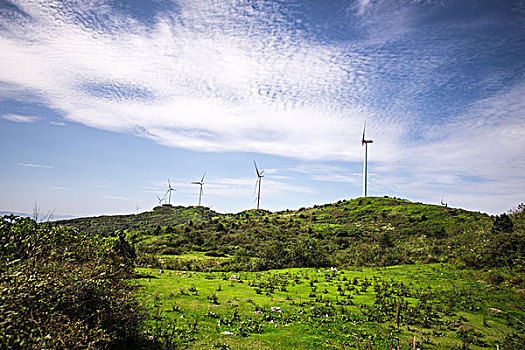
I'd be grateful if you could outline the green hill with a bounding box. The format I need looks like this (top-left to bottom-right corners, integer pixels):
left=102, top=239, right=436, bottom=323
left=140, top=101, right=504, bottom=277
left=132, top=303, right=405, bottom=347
left=6, top=198, right=525, bottom=349
left=55, top=204, right=221, bottom=236
left=56, top=196, right=524, bottom=271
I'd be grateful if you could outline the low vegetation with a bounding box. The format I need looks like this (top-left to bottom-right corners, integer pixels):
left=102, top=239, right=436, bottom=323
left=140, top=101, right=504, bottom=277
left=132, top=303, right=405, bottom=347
left=0, top=216, right=175, bottom=349
left=3, top=197, right=524, bottom=349
left=115, top=197, right=523, bottom=272
left=55, top=204, right=220, bottom=237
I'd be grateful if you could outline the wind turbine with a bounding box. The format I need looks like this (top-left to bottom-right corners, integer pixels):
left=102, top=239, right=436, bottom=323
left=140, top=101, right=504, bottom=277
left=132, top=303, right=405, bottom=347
left=165, top=179, right=175, bottom=205
left=360, top=122, right=373, bottom=197
left=156, top=194, right=165, bottom=206
left=253, top=161, right=264, bottom=210
left=191, top=171, right=206, bottom=206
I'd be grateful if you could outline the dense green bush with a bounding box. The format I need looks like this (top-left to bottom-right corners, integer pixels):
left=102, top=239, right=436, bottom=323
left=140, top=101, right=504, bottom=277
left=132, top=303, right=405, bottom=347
left=492, top=213, right=514, bottom=233
left=0, top=216, right=149, bottom=349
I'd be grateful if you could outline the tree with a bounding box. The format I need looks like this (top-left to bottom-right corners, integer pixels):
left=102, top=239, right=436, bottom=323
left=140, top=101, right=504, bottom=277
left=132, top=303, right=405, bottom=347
left=491, top=213, right=513, bottom=234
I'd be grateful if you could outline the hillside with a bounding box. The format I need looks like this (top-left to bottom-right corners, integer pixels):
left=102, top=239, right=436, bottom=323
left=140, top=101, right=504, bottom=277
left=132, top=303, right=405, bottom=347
left=55, top=204, right=221, bottom=236
left=56, top=196, right=524, bottom=271
left=9, top=197, right=525, bottom=349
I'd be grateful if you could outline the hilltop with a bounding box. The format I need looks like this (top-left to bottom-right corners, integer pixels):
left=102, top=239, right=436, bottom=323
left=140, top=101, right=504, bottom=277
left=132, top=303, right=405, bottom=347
left=55, top=196, right=523, bottom=271
left=55, top=204, right=221, bottom=236
left=57, top=196, right=485, bottom=235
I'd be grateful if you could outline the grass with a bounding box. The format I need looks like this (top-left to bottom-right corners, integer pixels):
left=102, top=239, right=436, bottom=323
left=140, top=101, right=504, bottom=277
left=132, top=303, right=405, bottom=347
left=136, top=263, right=524, bottom=349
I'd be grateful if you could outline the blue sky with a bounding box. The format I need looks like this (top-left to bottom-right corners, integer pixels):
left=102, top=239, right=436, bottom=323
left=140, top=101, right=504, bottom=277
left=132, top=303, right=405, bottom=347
left=1, top=0, right=524, bottom=217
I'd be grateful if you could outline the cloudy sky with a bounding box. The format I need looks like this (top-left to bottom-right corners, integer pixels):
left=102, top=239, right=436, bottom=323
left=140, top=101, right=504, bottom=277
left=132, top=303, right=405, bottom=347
left=1, top=0, right=524, bottom=217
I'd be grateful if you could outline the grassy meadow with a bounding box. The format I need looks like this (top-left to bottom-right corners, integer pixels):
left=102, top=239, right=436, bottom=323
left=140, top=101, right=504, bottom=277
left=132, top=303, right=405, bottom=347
left=136, top=262, right=524, bottom=349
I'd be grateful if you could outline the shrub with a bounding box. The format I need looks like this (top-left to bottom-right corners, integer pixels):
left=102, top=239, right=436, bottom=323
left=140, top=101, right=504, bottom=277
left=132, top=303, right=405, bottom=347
left=492, top=213, right=514, bottom=234
left=0, top=216, right=152, bottom=349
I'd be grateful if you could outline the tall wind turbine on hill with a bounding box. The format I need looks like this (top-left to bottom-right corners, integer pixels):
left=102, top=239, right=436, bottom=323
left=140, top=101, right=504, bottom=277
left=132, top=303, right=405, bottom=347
left=191, top=172, right=206, bottom=206
left=253, top=161, right=264, bottom=210
left=165, top=179, right=175, bottom=205
left=360, top=122, right=373, bottom=197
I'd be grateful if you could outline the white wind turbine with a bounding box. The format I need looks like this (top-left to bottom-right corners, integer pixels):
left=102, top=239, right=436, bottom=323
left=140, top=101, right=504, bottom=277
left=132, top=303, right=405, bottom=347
left=165, top=179, right=175, bottom=205
left=156, top=194, right=166, bottom=206
left=191, top=171, right=206, bottom=206
left=359, top=122, right=373, bottom=197
left=253, top=161, right=264, bottom=210
left=440, top=194, right=447, bottom=207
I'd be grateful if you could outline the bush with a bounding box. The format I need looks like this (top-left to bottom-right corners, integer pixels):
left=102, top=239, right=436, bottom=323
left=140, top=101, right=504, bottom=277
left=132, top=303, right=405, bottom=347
left=492, top=213, right=514, bottom=234
left=0, top=216, right=152, bottom=349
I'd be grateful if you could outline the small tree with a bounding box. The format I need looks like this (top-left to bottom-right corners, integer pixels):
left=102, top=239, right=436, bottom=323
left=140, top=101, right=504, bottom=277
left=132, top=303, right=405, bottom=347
left=492, top=213, right=514, bottom=234
left=113, top=230, right=137, bottom=268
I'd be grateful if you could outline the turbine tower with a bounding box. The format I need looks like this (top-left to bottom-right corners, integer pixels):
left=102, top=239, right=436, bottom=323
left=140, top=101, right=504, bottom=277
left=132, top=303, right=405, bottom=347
left=253, top=160, right=264, bottom=210
left=361, top=122, right=373, bottom=197
left=191, top=171, right=206, bottom=206
left=165, top=179, right=175, bottom=205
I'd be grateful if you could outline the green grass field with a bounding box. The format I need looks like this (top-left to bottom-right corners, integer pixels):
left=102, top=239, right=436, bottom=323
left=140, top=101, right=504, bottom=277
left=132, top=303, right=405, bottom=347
left=136, top=263, right=524, bottom=349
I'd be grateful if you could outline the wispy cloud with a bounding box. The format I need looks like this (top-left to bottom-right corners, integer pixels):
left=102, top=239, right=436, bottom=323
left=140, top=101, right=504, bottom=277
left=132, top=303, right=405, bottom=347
left=268, top=164, right=359, bottom=184
left=0, top=1, right=524, bottom=213
left=18, top=162, right=54, bottom=169
left=146, top=174, right=317, bottom=202
left=51, top=186, right=70, bottom=191
left=104, top=195, right=134, bottom=202
left=2, top=113, right=39, bottom=123
left=0, top=0, right=393, bottom=161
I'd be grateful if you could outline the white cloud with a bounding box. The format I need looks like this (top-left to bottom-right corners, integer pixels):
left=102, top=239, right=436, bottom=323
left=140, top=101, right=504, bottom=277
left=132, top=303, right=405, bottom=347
left=18, top=162, right=54, bottom=169
left=0, top=0, right=402, bottom=162
left=51, top=186, right=70, bottom=190
left=371, top=82, right=525, bottom=213
left=104, top=195, right=134, bottom=202
left=0, top=0, right=523, bottom=214
left=2, top=113, right=39, bottom=123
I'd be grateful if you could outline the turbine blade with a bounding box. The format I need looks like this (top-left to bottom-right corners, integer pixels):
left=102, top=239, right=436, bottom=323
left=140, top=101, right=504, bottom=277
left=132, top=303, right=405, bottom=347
left=201, top=171, right=206, bottom=183
left=253, top=160, right=260, bottom=176
left=253, top=178, right=259, bottom=197
left=191, top=181, right=200, bottom=184
left=357, top=143, right=364, bottom=175
left=168, top=179, right=171, bottom=187
left=362, top=121, right=366, bottom=143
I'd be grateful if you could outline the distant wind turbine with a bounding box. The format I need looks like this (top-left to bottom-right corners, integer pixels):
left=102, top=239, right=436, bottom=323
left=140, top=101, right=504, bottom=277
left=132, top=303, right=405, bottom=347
left=440, top=195, right=447, bottom=207
left=191, top=171, right=206, bottom=206
left=253, top=161, right=264, bottom=210
left=156, top=194, right=165, bottom=206
left=165, top=179, right=175, bottom=205
left=360, top=122, right=373, bottom=197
